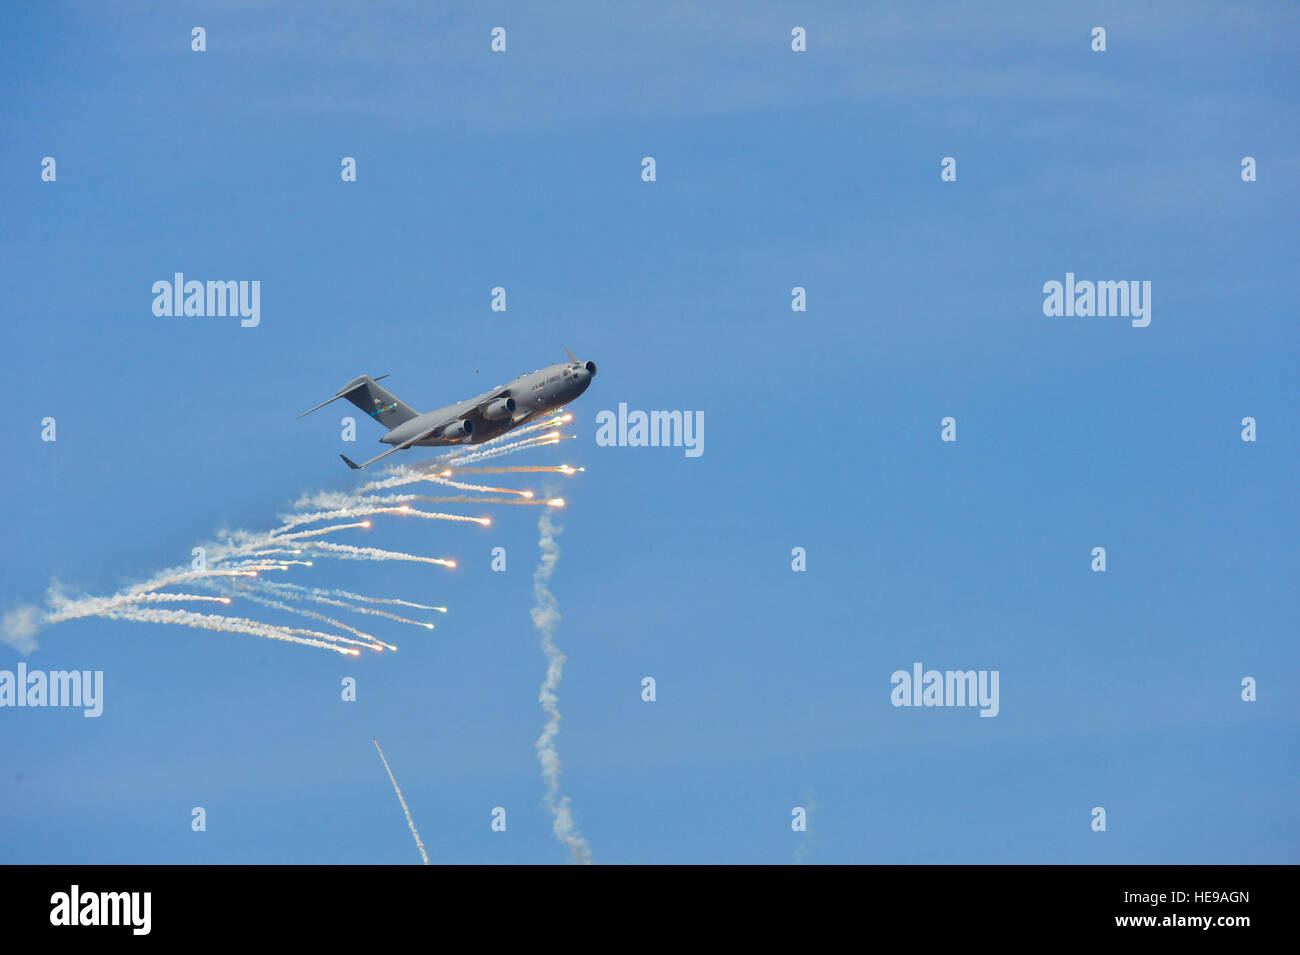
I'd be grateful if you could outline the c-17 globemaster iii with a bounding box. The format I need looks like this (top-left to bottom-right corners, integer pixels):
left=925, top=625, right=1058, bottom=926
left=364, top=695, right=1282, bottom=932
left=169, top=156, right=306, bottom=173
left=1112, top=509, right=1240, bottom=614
left=299, top=349, right=597, bottom=469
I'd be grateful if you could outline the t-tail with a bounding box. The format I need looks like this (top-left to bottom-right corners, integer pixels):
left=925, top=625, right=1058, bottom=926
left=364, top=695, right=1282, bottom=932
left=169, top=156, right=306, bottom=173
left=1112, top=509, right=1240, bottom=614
left=298, top=374, right=420, bottom=430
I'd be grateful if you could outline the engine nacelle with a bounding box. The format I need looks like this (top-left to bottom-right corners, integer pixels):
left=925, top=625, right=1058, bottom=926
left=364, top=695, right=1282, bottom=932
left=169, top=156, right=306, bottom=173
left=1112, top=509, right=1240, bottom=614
left=442, top=419, right=474, bottom=441
left=482, top=396, right=516, bottom=421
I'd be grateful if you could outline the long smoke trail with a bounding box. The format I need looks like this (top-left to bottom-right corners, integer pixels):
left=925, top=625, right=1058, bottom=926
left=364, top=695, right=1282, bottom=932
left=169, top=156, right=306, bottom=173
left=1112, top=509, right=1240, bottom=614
left=107, top=562, right=288, bottom=598
left=302, top=491, right=552, bottom=510
left=11, top=411, right=574, bottom=655
left=275, top=505, right=490, bottom=532
left=446, top=433, right=570, bottom=468
left=441, top=413, right=571, bottom=467
left=447, top=465, right=583, bottom=475
left=411, top=495, right=556, bottom=507
left=348, top=412, right=573, bottom=495
left=531, top=504, right=593, bottom=864
left=43, top=591, right=232, bottom=624
left=101, top=606, right=360, bottom=655
left=264, top=520, right=373, bottom=544
left=303, top=541, right=456, bottom=568
left=200, top=583, right=394, bottom=652
left=373, top=737, right=430, bottom=865
left=258, top=581, right=443, bottom=612
left=252, top=581, right=437, bottom=630
left=423, top=474, right=533, bottom=497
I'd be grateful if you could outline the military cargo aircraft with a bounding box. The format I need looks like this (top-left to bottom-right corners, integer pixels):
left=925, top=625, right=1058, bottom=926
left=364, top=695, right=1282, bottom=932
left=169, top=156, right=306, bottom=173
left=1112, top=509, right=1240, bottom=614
left=300, top=349, right=596, bottom=469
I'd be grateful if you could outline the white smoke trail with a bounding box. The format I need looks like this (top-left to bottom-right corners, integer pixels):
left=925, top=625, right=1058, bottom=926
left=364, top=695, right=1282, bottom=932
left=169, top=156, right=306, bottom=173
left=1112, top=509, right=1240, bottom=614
left=106, top=562, right=288, bottom=599
left=531, top=504, right=593, bottom=864
left=387, top=494, right=551, bottom=508
left=1, top=604, right=43, bottom=654
left=13, top=409, right=573, bottom=655
left=354, top=467, right=443, bottom=495
left=265, top=520, right=372, bottom=544
left=303, top=541, right=456, bottom=568
left=201, top=583, right=394, bottom=651
left=119, top=592, right=231, bottom=607
left=447, top=465, right=582, bottom=475
left=48, top=573, right=268, bottom=623
left=356, top=417, right=573, bottom=494
left=414, top=495, right=549, bottom=507
left=275, top=503, right=492, bottom=532
left=447, top=434, right=568, bottom=468
left=477, top=412, right=571, bottom=445
left=44, top=591, right=232, bottom=624
left=101, top=606, right=360, bottom=655
left=394, top=507, right=490, bottom=526
left=238, top=550, right=312, bottom=562
left=252, top=581, right=436, bottom=630
left=309, top=492, right=548, bottom=510
left=274, top=507, right=489, bottom=532
left=291, top=489, right=360, bottom=511
left=373, top=737, right=430, bottom=865
left=292, top=487, right=529, bottom=512
left=280, top=506, right=376, bottom=529
left=423, top=474, right=533, bottom=497
left=259, top=581, right=442, bottom=612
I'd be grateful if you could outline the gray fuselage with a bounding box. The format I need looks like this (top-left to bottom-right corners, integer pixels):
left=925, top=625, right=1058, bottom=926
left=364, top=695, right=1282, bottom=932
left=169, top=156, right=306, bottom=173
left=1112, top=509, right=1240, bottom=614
left=381, top=360, right=596, bottom=447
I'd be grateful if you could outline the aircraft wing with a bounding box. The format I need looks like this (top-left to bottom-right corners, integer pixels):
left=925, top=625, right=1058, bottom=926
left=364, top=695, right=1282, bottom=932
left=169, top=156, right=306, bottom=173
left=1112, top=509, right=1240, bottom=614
left=340, top=391, right=513, bottom=469
left=468, top=387, right=513, bottom=414
left=339, top=422, right=443, bottom=470
left=445, top=388, right=516, bottom=426
left=339, top=387, right=518, bottom=470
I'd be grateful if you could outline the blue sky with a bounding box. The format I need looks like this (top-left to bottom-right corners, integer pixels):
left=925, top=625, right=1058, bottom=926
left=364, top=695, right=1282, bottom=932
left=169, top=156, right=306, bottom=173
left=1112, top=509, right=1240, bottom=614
left=1, top=1, right=1296, bottom=863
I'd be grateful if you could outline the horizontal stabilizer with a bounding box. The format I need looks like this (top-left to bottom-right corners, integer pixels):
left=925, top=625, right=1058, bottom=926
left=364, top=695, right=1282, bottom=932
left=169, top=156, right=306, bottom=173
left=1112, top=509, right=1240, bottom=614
left=299, top=394, right=344, bottom=418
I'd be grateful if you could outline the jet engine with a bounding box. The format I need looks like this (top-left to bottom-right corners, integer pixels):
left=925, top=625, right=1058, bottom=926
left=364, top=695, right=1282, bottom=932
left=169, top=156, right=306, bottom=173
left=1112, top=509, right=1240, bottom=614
left=482, top=396, right=516, bottom=420
left=441, top=419, right=474, bottom=441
